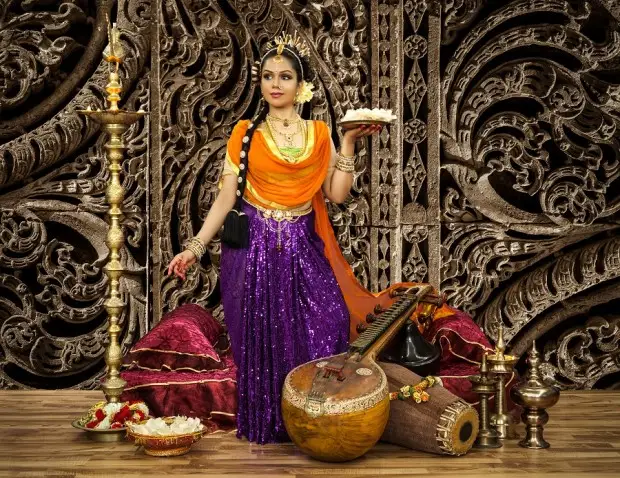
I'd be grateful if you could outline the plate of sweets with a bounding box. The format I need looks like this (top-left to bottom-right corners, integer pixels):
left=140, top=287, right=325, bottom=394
left=126, top=416, right=206, bottom=457
left=339, top=108, right=397, bottom=130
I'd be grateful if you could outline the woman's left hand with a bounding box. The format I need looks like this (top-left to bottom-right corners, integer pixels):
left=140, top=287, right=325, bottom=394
left=343, top=124, right=383, bottom=142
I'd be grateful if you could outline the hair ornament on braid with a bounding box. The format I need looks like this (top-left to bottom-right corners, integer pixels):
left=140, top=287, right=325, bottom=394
left=251, top=60, right=261, bottom=83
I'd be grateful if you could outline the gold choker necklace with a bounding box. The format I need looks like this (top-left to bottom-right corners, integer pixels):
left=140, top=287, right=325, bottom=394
left=267, top=113, right=301, bottom=128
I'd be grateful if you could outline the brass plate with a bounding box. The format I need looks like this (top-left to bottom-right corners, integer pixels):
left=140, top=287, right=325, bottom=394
left=71, top=419, right=127, bottom=442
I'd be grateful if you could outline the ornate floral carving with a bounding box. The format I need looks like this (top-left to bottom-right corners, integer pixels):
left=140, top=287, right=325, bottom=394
left=441, top=222, right=597, bottom=314
left=0, top=0, right=102, bottom=138
left=2, top=0, right=620, bottom=392
left=402, top=225, right=428, bottom=283
left=442, top=1, right=620, bottom=227
left=478, top=234, right=620, bottom=343
left=441, top=0, right=484, bottom=44
left=404, top=35, right=428, bottom=59
left=540, top=314, right=620, bottom=390
left=441, top=0, right=620, bottom=339
left=0, top=207, right=145, bottom=383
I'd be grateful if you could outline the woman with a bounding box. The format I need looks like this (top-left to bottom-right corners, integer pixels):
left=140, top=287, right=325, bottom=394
left=168, top=34, right=382, bottom=444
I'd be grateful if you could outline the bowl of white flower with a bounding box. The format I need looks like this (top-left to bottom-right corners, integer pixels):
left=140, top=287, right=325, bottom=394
left=126, top=416, right=205, bottom=457
left=339, top=108, right=397, bottom=130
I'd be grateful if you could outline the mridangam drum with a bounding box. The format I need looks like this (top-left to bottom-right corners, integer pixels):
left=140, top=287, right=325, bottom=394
left=379, top=361, right=479, bottom=455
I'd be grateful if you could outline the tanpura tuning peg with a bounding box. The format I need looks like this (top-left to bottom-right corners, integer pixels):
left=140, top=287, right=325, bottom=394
left=374, top=304, right=386, bottom=315
left=356, top=323, right=367, bottom=334
left=366, top=313, right=377, bottom=324
left=389, top=287, right=408, bottom=298
left=420, top=293, right=446, bottom=307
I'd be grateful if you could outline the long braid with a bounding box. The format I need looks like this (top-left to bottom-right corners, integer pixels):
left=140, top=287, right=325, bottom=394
left=237, top=102, right=268, bottom=202
left=221, top=103, right=269, bottom=249
left=240, top=102, right=269, bottom=174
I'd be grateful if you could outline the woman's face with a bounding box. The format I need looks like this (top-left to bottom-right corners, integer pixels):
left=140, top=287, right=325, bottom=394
left=260, top=56, right=299, bottom=109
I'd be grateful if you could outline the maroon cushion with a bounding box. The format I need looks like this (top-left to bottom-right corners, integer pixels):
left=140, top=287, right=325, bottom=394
left=120, top=354, right=237, bottom=433
left=123, top=304, right=226, bottom=371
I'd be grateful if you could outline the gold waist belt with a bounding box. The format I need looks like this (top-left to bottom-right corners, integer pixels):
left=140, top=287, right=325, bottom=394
left=245, top=199, right=313, bottom=223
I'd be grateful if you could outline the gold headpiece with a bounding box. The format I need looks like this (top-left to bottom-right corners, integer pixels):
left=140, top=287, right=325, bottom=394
left=274, top=43, right=284, bottom=64
left=266, top=33, right=310, bottom=59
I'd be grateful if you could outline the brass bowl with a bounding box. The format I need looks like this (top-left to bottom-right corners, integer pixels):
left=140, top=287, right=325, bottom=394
left=126, top=418, right=205, bottom=457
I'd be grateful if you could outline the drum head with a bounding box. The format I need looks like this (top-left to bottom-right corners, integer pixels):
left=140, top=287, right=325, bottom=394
left=436, top=401, right=479, bottom=455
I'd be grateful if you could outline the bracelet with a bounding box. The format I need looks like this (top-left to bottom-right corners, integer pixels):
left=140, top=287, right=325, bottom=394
left=335, top=152, right=355, bottom=173
left=184, top=236, right=206, bottom=260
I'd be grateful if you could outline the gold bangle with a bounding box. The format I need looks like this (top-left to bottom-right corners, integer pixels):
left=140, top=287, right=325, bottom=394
left=335, top=152, right=355, bottom=173
left=185, top=246, right=200, bottom=260
left=189, top=236, right=206, bottom=252
left=335, top=162, right=355, bottom=173
left=185, top=244, right=202, bottom=260
left=185, top=236, right=206, bottom=260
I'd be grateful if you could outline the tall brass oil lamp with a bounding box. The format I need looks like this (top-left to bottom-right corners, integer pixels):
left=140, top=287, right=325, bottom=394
left=487, top=324, right=518, bottom=440
left=72, top=20, right=146, bottom=441
left=510, top=341, right=560, bottom=449
left=469, top=354, right=501, bottom=448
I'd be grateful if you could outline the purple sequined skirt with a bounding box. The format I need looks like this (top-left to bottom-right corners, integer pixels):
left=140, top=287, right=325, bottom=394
left=220, top=201, right=349, bottom=444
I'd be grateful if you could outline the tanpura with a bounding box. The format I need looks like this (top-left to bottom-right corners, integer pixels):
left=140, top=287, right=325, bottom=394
left=281, top=284, right=443, bottom=462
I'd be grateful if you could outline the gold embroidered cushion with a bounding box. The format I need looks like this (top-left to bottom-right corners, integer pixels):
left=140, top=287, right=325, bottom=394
left=123, top=304, right=227, bottom=372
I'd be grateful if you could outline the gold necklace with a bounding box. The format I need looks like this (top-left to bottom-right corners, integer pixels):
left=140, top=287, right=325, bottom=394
left=267, top=113, right=301, bottom=128
left=266, top=116, right=303, bottom=148
left=265, top=118, right=307, bottom=161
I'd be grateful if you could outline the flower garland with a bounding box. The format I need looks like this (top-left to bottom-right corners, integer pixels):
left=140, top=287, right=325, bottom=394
left=78, top=400, right=150, bottom=430
left=389, top=376, right=437, bottom=403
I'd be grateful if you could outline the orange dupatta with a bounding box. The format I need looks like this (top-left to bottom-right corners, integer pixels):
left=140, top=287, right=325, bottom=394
left=226, top=120, right=451, bottom=341
left=225, top=120, right=329, bottom=208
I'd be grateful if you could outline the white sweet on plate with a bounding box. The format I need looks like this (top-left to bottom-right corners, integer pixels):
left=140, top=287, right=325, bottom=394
left=129, top=416, right=204, bottom=436
left=341, top=108, right=397, bottom=123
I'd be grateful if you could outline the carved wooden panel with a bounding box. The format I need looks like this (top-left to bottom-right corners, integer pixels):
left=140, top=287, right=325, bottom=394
left=438, top=0, right=620, bottom=389
left=1, top=0, right=619, bottom=390
left=0, top=0, right=151, bottom=389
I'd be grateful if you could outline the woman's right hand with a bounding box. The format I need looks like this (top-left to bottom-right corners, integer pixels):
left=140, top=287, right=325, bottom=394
left=167, top=250, right=197, bottom=281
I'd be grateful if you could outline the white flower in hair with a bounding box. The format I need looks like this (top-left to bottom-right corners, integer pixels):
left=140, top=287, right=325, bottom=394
left=296, top=81, right=315, bottom=104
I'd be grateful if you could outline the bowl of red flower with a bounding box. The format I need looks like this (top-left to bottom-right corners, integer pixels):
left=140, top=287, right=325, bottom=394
left=72, top=400, right=150, bottom=442
left=126, top=416, right=206, bottom=457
